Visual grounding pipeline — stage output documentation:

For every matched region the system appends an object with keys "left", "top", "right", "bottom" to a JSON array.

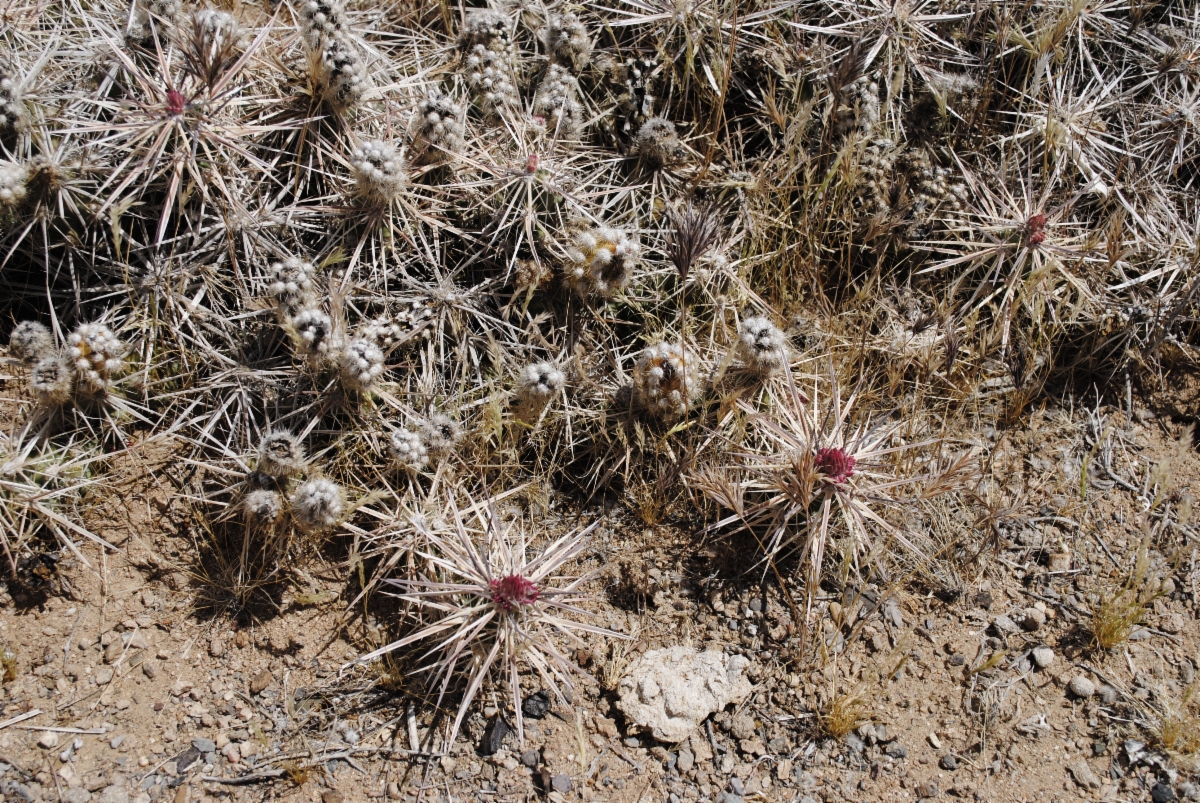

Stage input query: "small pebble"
[
  {"left": 915, "top": 781, "right": 939, "bottom": 799},
  {"left": 249, "top": 670, "right": 273, "bottom": 694},
  {"left": 1021, "top": 608, "right": 1046, "bottom": 632},
  {"left": 38, "top": 732, "right": 60, "bottom": 749},
  {"left": 1032, "top": 646, "right": 1054, "bottom": 668},
  {"left": 940, "top": 754, "right": 958, "bottom": 771},
  {"left": 991, "top": 615, "right": 1019, "bottom": 635},
  {"left": 522, "top": 690, "right": 551, "bottom": 719},
  {"left": 1068, "top": 676, "right": 1096, "bottom": 698},
  {"left": 1152, "top": 783, "right": 1177, "bottom": 803}
]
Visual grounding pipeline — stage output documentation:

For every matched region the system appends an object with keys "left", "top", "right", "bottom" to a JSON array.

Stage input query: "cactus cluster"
[
  {"left": 246, "top": 431, "right": 346, "bottom": 534},
  {"left": 631, "top": 342, "right": 698, "bottom": 420},
  {"left": 388, "top": 427, "right": 428, "bottom": 471},
  {"left": 542, "top": 12, "right": 591, "bottom": 72},
  {"left": 735, "top": 316, "right": 788, "bottom": 376},
  {"left": 633, "top": 116, "right": 683, "bottom": 166},
  {"left": 67, "top": 323, "right": 125, "bottom": 394},
  {"left": 513, "top": 360, "right": 565, "bottom": 422},
  {"left": 533, "top": 65, "right": 583, "bottom": 138},
  {"left": 7, "top": 320, "right": 126, "bottom": 402},
  {"left": 351, "top": 140, "right": 405, "bottom": 204},
  {"left": 461, "top": 10, "right": 518, "bottom": 117},
  {"left": 301, "top": 0, "right": 367, "bottom": 111},
  {"left": 409, "top": 91, "right": 465, "bottom": 164},
  {"left": 6, "top": 0, "right": 1200, "bottom": 767},
  {"left": 267, "top": 257, "right": 318, "bottom": 316},
  {"left": 563, "top": 226, "right": 641, "bottom": 299}
]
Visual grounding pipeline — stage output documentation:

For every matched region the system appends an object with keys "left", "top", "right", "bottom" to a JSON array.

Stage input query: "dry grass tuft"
[{"left": 1090, "top": 532, "right": 1166, "bottom": 650}]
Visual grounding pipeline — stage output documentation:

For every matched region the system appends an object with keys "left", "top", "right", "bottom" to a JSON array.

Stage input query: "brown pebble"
[
  {"left": 250, "top": 669, "right": 273, "bottom": 694},
  {"left": 209, "top": 638, "right": 225, "bottom": 658},
  {"left": 142, "top": 660, "right": 158, "bottom": 680},
  {"left": 322, "top": 792, "right": 344, "bottom": 803},
  {"left": 173, "top": 786, "right": 188, "bottom": 803}
]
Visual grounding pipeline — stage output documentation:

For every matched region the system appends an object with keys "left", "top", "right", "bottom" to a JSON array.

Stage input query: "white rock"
[
  {"left": 38, "top": 731, "right": 60, "bottom": 749},
  {"left": 616, "top": 646, "right": 752, "bottom": 743},
  {"left": 1032, "top": 646, "right": 1054, "bottom": 668},
  {"left": 1068, "top": 676, "right": 1096, "bottom": 698}
]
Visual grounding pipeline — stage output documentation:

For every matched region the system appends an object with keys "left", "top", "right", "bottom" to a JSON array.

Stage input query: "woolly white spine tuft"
[
  {"left": 352, "top": 140, "right": 405, "bottom": 204},
  {"left": 0, "top": 63, "right": 26, "bottom": 133},
  {"left": 30, "top": 355, "right": 72, "bottom": 405},
  {"left": 632, "top": 342, "right": 699, "bottom": 419},
  {"left": 267, "top": 256, "right": 317, "bottom": 316},
  {"left": 338, "top": 337, "right": 385, "bottom": 390},
  {"left": 421, "top": 413, "right": 462, "bottom": 456},
  {"left": 514, "top": 361, "right": 565, "bottom": 422},
  {"left": 243, "top": 489, "right": 284, "bottom": 524},
  {"left": 542, "top": 12, "right": 591, "bottom": 72},
  {"left": 193, "top": 9, "right": 246, "bottom": 54},
  {"left": 465, "top": 44, "right": 518, "bottom": 118},
  {"left": 67, "top": 323, "right": 124, "bottom": 394},
  {"left": 736, "top": 316, "right": 789, "bottom": 376},
  {"left": 129, "top": 0, "right": 183, "bottom": 41},
  {"left": 0, "top": 161, "right": 28, "bottom": 207},
  {"left": 634, "top": 117, "right": 683, "bottom": 167},
  {"left": 409, "top": 91, "right": 465, "bottom": 164},
  {"left": 564, "top": 226, "right": 640, "bottom": 298},
  {"left": 9, "top": 321, "right": 53, "bottom": 364},
  {"left": 290, "top": 478, "right": 346, "bottom": 533},
  {"left": 459, "top": 9, "right": 508, "bottom": 48},
  {"left": 288, "top": 308, "right": 335, "bottom": 357},
  {"left": 318, "top": 34, "right": 367, "bottom": 111},
  {"left": 461, "top": 13, "right": 518, "bottom": 120},
  {"left": 533, "top": 65, "right": 583, "bottom": 138},
  {"left": 389, "top": 428, "right": 428, "bottom": 470},
  {"left": 258, "top": 431, "right": 306, "bottom": 477},
  {"left": 301, "top": 0, "right": 346, "bottom": 46}
]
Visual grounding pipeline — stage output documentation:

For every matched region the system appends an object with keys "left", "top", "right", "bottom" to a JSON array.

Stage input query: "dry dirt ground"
[{"left": 2, "top": 392, "right": 1200, "bottom": 803}]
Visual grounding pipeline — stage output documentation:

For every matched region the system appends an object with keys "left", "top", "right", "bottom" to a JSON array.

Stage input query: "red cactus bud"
[
  {"left": 525, "top": 153, "right": 539, "bottom": 174},
  {"left": 490, "top": 574, "right": 539, "bottom": 611},
  {"left": 1025, "top": 213, "right": 1047, "bottom": 247},
  {"left": 166, "top": 89, "right": 186, "bottom": 116},
  {"left": 814, "top": 447, "right": 856, "bottom": 483}
]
